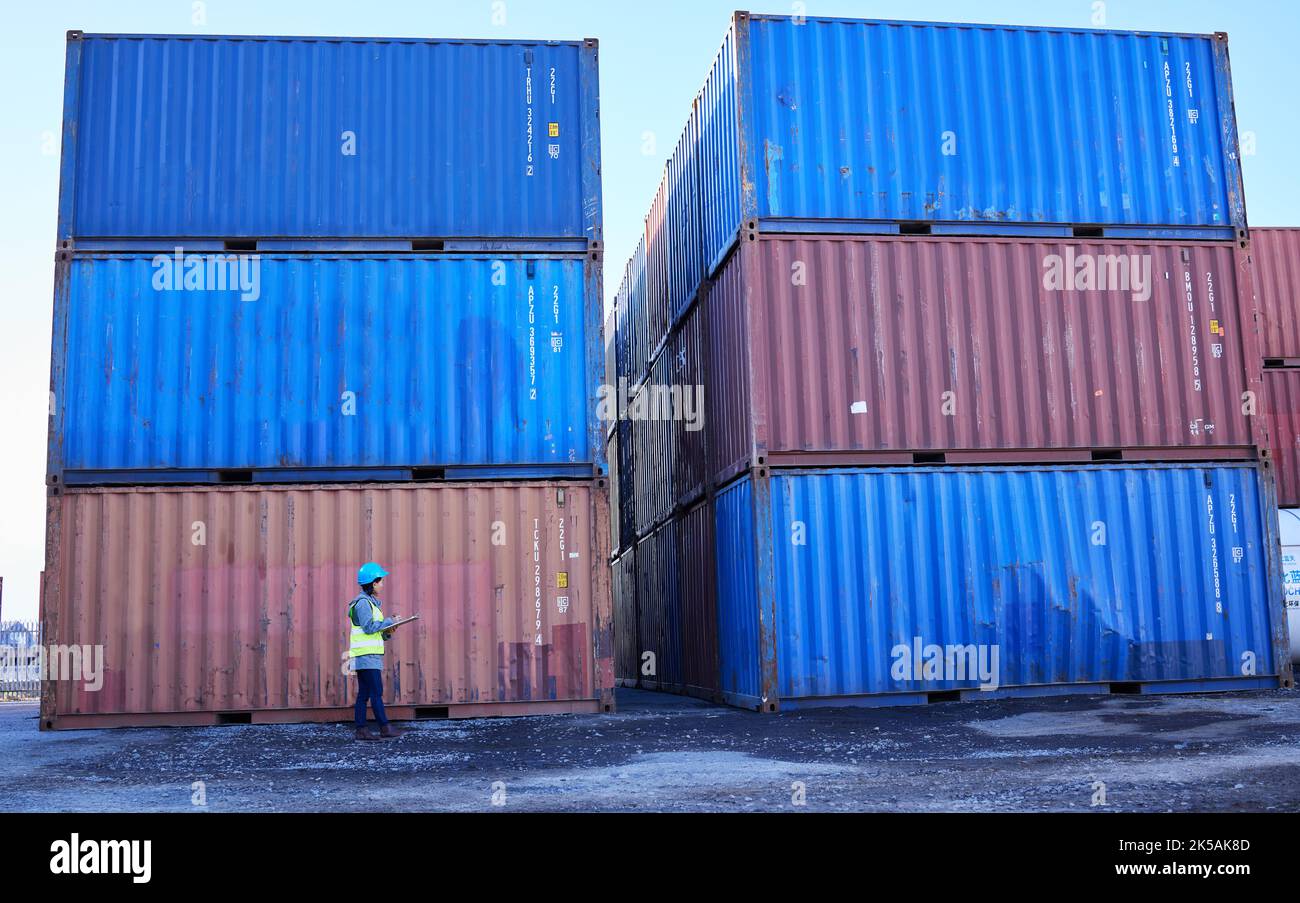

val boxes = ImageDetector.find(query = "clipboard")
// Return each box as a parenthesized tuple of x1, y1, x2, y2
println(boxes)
(385, 615, 420, 630)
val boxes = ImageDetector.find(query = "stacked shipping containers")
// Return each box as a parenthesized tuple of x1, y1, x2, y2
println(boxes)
(612, 12, 1291, 710)
(1249, 228, 1300, 661)
(42, 32, 613, 728)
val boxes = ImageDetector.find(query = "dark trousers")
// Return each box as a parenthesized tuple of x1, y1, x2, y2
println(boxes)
(354, 668, 389, 728)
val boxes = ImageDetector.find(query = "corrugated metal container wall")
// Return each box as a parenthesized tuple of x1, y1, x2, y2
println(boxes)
(672, 299, 707, 507)
(696, 23, 741, 277)
(606, 432, 621, 554)
(713, 476, 762, 705)
(704, 247, 751, 487)
(705, 465, 1284, 705)
(632, 347, 676, 536)
(635, 519, 682, 690)
(42, 482, 613, 727)
(61, 34, 602, 245)
(704, 235, 1260, 479)
(52, 254, 600, 477)
(677, 500, 719, 698)
(616, 417, 637, 549)
(1265, 369, 1300, 507)
(643, 181, 671, 363)
(612, 548, 638, 683)
(693, 13, 1245, 278)
(603, 307, 616, 438)
(1251, 229, 1300, 359)
(625, 235, 649, 384)
(664, 102, 705, 321)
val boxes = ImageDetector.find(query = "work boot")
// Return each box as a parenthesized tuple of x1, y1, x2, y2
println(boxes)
(355, 726, 381, 741)
(378, 723, 405, 739)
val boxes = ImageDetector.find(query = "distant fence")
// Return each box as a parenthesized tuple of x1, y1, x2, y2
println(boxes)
(0, 621, 41, 701)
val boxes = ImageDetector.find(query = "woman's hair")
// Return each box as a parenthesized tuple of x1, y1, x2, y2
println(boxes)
(361, 581, 379, 595)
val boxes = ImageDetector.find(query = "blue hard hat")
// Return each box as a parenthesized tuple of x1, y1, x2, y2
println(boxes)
(357, 562, 389, 585)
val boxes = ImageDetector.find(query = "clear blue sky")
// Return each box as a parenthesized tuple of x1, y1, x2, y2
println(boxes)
(1, 0, 1297, 620)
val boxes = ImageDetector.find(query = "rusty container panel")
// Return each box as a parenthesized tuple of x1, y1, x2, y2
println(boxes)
(634, 519, 682, 691)
(611, 548, 638, 684)
(672, 300, 707, 507)
(1252, 228, 1300, 360)
(705, 235, 1260, 480)
(643, 179, 672, 372)
(41, 482, 610, 727)
(676, 500, 718, 698)
(1265, 369, 1300, 507)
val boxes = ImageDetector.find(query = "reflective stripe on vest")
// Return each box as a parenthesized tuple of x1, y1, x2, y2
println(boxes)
(348, 597, 385, 658)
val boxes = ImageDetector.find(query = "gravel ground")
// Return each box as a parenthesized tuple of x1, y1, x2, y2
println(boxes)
(3, 688, 1300, 812)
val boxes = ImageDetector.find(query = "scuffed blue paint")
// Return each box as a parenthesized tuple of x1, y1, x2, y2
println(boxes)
(51, 254, 597, 474)
(714, 477, 761, 702)
(60, 34, 601, 245)
(766, 465, 1277, 698)
(691, 14, 1246, 278)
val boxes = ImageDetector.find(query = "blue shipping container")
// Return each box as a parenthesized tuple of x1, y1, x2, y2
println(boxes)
(711, 465, 1288, 710)
(49, 253, 602, 480)
(693, 13, 1246, 276)
(59, 33, 602, 247)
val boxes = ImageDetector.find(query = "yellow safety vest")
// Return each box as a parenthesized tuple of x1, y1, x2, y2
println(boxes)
(348, 596, 385, 658)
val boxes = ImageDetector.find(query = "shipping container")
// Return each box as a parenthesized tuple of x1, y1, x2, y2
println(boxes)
(615, 417, 636, 553)
(59, 33, 602, 248)
(676, 499, 719, 699)
(1264, 369, 1300, 507)
(50, 253, 603, 482)
(40, 480, 614, 729)
(704, 464, 1289, 710)
(703, 235, 1262, 485)
(671, 298, 707, 507)
(631, 345, 676, 536)
(1251, 228, 1300, 360)
(612, 547, 638, 684)
(683, 12, 1249, 287)
(633, 519, 682, 691)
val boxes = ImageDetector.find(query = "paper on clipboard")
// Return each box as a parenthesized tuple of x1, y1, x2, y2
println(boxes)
(385, 615, 420, 630)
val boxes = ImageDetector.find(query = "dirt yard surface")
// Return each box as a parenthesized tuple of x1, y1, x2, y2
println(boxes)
(3, 688, 1299, 812)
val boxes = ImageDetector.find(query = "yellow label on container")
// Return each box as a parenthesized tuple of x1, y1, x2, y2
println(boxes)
(1210, 319, 1221, 335)
(548, 122, 560, 137)
(557, 572, 568, 588)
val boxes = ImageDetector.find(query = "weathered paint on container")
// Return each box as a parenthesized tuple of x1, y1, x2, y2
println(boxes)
(40, 481, 614, 728)
(1264, 369, 1300, 507)
(689, 13, 1245, 277)
(50, 253, 603, 479)
(59, 33, 602, 246)
(1251, 229, 1300, 360)
(708, 465, 1288, 708)
(704, 235, 1261, 483)
(634, 519, 682, 691)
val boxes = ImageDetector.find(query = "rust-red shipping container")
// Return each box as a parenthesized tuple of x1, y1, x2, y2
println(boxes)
(1252, 228, 1300, 361)
(1265, 369, 1300, 507)
(705, 235, 1263, 483)
(40, 481, 613, 729)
